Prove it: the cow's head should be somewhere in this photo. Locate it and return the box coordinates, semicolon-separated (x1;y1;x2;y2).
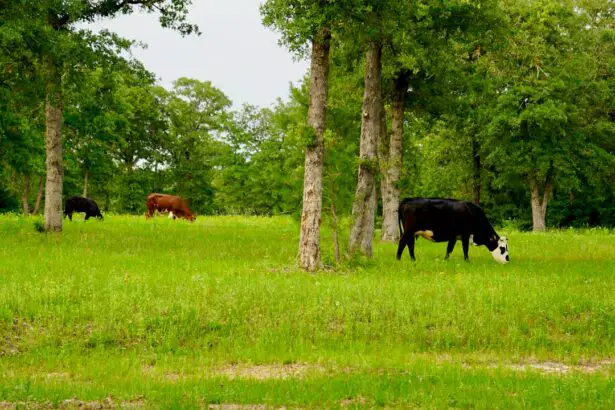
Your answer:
489;236;509;264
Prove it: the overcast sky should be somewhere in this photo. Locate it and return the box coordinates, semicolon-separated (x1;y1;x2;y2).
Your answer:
88;1;309;108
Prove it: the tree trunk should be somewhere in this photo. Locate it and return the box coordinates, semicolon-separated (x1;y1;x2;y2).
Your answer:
44;79;64;232
298;28;331;272
349;40;382;257
380;73;407;242
32;175;44;215
529;171;553;232
378;88;390;239
83;168;89;198
331;203;340;263
10;170;17;192
472;138;481;205
21;174;30;215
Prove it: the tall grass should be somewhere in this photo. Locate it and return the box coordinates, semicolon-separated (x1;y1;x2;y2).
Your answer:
0;214;613;407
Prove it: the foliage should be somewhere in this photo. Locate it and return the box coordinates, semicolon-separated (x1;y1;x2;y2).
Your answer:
0;0;614;229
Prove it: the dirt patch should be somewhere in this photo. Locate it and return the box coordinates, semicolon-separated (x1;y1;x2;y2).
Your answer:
511;359;613;374
0;397;144;409
207;406;287;410
340;395;368;407
214;363;324;380
464;359;614;375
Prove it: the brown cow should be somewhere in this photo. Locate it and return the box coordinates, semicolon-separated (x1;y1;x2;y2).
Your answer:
146;193;196;222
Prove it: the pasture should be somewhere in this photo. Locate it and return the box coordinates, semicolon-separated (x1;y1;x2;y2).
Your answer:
0;215;614;408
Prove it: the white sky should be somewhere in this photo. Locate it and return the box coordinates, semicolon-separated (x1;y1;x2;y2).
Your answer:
87;0;309;108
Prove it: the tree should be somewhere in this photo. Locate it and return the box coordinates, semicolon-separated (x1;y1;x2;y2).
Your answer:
262;0;345;271
379;72;409;242
165;77;232;213
485;0;615;231
0;1;197;231
64;68;119;199
346;0;401;256
348;37;382;257
0;25;46;215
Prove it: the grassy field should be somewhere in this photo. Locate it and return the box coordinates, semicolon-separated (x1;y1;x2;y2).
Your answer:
0;214;614;408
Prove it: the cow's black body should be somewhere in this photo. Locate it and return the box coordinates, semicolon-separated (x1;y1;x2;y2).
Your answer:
396;197;504;262
64;196;103;221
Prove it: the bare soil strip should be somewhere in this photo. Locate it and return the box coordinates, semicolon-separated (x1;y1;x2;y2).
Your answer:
0;397;144;409
2;361;612;409
464;359;614;374
213;363;325;380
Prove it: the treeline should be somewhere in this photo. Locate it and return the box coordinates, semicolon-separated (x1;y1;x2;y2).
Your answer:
1;1;615;241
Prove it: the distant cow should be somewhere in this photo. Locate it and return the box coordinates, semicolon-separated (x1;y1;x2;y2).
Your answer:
397;198;509;263
64;196;103;221
146;193;196;222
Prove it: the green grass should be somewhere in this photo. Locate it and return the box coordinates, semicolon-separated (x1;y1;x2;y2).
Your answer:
0;214;614;408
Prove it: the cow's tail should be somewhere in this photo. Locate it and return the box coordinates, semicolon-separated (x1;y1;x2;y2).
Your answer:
398;208;404;238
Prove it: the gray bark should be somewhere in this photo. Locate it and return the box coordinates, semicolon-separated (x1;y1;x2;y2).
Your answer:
349;41;382;257
299;28;331;271
21;174;30;215
380;73;407;242
331;203;340;263
32;175;44;215
529;171;553;232
44;82;64;232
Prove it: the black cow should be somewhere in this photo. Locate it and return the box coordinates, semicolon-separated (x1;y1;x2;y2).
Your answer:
396;198;509;263
64;196;103;221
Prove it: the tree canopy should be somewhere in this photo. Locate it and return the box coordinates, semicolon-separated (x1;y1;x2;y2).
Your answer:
1;0;614;235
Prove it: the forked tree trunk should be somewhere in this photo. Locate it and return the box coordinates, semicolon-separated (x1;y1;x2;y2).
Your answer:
472;138;481;205
298;28;331;272
32;175;44;215
83;168;89;198
380;73;407;242
529;171;553;232
349;41;382;257
21;174;30;215
44;79;64;232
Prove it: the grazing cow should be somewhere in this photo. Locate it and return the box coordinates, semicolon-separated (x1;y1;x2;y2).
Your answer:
146;193;196;222
397;198;509;263
64;196;103;221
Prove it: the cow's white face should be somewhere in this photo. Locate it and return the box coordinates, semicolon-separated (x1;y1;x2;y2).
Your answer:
491;236;509;264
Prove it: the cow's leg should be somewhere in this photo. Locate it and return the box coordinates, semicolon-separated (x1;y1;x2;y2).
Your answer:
67;211;73;221
407;234;416;261
396;233;407;260
461;235;470;261
445;239;456;260
85;213;91;221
